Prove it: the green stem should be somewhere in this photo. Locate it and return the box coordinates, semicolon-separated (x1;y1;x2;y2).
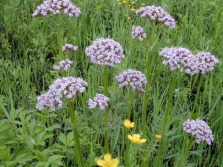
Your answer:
156;74;176;167
68;101;84;167
127;88;133;119
191;75;203;119
142;21;156;135
57;15;64;61
182;136;194;166
104;66;109;153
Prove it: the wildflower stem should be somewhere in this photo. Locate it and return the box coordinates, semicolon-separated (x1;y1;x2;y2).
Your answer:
156;74;176;167
142;21;156;135
104;66;109;153
57;15;64;61
68;101;84;167
182;136;194;166
191;75;204;118
127;88;133;119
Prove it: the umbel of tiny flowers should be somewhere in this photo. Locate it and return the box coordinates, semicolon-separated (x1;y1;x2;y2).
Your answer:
128;134;147;144
159;47;198;75
85;38;125;66
96;153;119;167
62;44;78;52
159;47;219;75
88;93;110;110
32;0;81;17
116;69;147;93
53;59;73;71
195;52;219;74
124;119;135;129
36;77;88;111
135;5;176;29
131;25;147;41
183;119;214;145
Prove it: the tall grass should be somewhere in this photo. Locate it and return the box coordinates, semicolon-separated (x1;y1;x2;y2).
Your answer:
0;0;223;166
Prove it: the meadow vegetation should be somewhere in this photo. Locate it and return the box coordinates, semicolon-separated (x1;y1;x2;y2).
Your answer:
0;0;223;166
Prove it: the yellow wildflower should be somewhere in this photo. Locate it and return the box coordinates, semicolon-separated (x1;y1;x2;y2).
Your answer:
131;7;136;12
141;3;145;6
155;134;163;139
128;134;147;144
131;2;135;5
124;119;135;129
96;153;119;167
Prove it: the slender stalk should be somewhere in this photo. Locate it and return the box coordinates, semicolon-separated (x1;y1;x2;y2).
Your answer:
103;66;109;153
156;73;176;167
127;88;133;119
182;136;194;166
57;15;64;61
68;101;84;167
162;73;176;133
191;75;204;119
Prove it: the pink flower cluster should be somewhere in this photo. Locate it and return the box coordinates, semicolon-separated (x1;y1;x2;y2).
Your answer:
36;77;88;111
135;5;176;28
116;69;147;93
53;59;73;71
131;26;147;41
183;119;214;145
62;44;78;52
32;0;81;17
85;38;125;66
159;47;219;75
88;94;110;110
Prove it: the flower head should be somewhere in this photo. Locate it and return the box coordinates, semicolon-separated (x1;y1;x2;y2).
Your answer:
62;44;78;52
159;47;219;75
135;5;176;28
85;38;125;66
32;0;81;17
128;134;147;144
183;119;214;145
155;134;163;139
53;59;73;71
116;69;147;93
36;77;88;111
88;94;110;110
131;26;147;41
124;119;135;129
96;153;119;167
195;52;219;74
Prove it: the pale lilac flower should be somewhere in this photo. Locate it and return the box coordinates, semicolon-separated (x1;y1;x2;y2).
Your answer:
32;0;81;17
195;52;219;74
159;47;199;75
88;94;110;110
135;5;176;28
85;38;125;66
131;26;147;41
116;69;147;93
36;77;88;111
62;44;78;52
53;59;73;71
183;119;214;145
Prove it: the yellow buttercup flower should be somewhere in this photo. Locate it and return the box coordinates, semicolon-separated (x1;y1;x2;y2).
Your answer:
128;134;147;144
124;119;135;129
155;134;163;139
131;7;136;12
96;153;119;167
